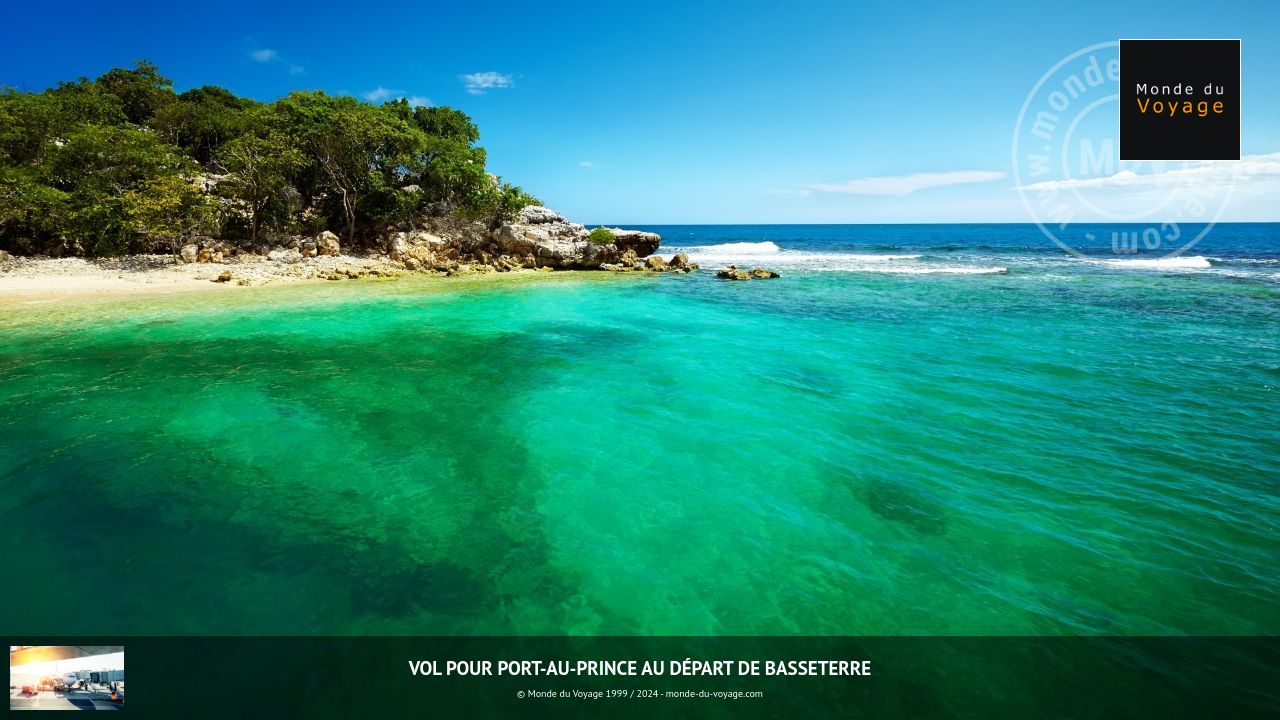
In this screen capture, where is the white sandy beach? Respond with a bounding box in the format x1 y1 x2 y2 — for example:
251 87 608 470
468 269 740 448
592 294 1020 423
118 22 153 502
0 254 408 304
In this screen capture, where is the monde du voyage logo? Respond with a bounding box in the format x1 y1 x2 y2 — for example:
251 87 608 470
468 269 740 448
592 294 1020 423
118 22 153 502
1012 39 1241 258
1120 39 1240 161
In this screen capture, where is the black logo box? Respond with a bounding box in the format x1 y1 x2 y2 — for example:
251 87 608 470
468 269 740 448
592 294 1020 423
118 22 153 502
1119 39 1240 160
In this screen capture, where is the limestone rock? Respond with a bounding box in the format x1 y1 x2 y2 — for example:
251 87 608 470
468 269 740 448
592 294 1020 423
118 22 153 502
300 240 318 258
388 230 448 264
387 230 456 271
715 265 779 280
44 239 85 258
493 223 609 268
179 243 199 264
491 206 661 270
669 253 690 270
267 248 303 263
263 232 302 250
388 234 410 261
644 255 668 271
214 270 233 283
316 230 341 256
611 229 661 257
716 265 752 281
516 205 565 224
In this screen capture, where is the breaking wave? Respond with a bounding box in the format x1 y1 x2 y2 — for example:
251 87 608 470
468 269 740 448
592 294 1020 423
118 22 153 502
1092 256 1212 270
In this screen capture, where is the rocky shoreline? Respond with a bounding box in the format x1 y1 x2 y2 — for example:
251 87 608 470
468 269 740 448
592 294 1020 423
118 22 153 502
0 206 792 300
159 205 689 278
0 206 715 299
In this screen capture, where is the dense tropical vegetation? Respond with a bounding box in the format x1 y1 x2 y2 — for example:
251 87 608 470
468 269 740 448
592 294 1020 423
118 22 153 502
0 61 538 257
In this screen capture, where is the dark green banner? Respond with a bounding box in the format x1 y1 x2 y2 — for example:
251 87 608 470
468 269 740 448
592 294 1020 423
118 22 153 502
8 636 1278 718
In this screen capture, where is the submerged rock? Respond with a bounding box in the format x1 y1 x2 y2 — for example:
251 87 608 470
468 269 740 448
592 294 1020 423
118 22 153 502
716 267 750 280
716 264 778 280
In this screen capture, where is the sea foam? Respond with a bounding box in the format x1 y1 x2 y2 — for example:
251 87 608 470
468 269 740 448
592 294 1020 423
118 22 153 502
687 241 782 255
1094 256 1211 270
677 241 1001 274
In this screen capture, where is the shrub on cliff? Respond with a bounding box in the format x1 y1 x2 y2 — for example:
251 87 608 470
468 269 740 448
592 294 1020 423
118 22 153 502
459 181 540 229
588 227 616 245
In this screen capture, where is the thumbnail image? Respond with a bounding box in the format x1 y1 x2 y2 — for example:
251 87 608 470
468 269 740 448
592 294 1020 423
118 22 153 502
10 646 124 711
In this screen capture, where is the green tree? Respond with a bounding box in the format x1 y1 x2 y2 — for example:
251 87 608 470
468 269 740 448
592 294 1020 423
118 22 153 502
46 124 202 255
94 60 175 125
0 83 125 166
0 62 541 257
0 166 71 253
383 100 490 210
275 91 418 244
217 129 303 242
47 78 128 128
153 85 254 166
121 174 215 254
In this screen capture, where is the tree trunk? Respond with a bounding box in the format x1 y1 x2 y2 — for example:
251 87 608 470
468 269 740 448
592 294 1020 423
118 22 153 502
344 190 357 246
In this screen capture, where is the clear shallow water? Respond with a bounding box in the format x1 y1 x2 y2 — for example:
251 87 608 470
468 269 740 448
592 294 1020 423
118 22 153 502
1 224 1277 636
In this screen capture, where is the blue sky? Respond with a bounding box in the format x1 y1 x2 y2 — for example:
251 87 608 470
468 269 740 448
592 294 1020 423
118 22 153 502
2 0 1278 223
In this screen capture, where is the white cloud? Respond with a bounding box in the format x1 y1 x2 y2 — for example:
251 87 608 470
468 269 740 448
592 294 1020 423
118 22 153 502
407 96 432 107
460 72 514 95
1018 152 1280 192
811 170 1007 196
578 161 595 168
1009 152 1280 222
362 86 400 102
248 46 304 74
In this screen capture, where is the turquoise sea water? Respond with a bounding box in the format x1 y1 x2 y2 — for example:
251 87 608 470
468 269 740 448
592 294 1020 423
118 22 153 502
0 224 1277 636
